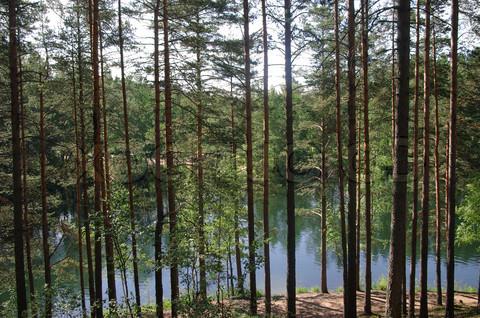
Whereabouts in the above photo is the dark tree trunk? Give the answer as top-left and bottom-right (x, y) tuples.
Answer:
(71, 57), (87, 317)
(153, 1), (164, 316)
(194, 20), (207, 300)
(361, 0), (372, 311)
(231, 84), (244, 295)
(19, 42), (35, 313)
(356, 109), (361, 292)
(432, 26), (442, 306)
(89, 0), (104, 313)
(420, 0), (431, 314)
(39, 74), (52, 318)
(445, 0), (458, 315)
(242, 0), (257, 313)
(99, 23), (117, 308)
(117, 0), (141, 310)
(8, 0), (28, 314)
(346, 0), (357, 313)
(320, 123), (328, 294)
(162, 0), (180, 315)
(385, 0), (410, 316)
(261, 0), (271, 312)
(333, 0), (348, 313)
(284, 0), (296, 316)
(408, 0), (421, 316)
(391, 6), (396, 161)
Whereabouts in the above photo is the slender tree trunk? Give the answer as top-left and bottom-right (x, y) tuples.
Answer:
(77, 3), (96, 310)
(333, 0), (349, 313)
(231, 83), (244, 295)
(356, 109), (361, 292)
(117, 0), (141, 310)
(71, 57), (87, 317)
(346, 0), (357, 313)
(162, 1), (179, 315)
(320, 123), (328, 294)
(419, 0), (431, 314)
(242, 0), (257, 313)
(284, 0), (296, 316)
(385, 0), (410, 315)
(194, 22), (207, 300)
(391, 5), (396, 161)
(89, 0), (104, 313)
(8, 0), (28, 314)
(19, 42), (35, 313)
(361, 0), (372, 311)
(39, 74), (52, 318)
(408, 2), (421, 317)
(99, 23), (117, 309)
(153, 1), (164, 316)
(445, 0), (458, 315)
(261, 0), (271, 312)
(432, 26), (442, 306)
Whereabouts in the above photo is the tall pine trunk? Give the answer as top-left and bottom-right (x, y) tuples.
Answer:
(356, 109), (361, 292)
(346, 0), (357, 313)
(284, 0), (296, 316)
(361, 0), (372, 311)
(39, 74), (52, 318)
(408, 0), (421, 316)
(445, 0), (458, 315)
(242, 0), (257, 313)
(333, 0), (348, 313)
(261, 0), (271, 312)
(8, 0), (28, 314)
(162, 0), (180, 315)
(117, 0), (141, 309)
(71, 57), (87, 317)
(419, 0), (431, 314)
(385, 0), (410, 315)
(153, 1), (164, 316)
(432, 26), (442, 306)
(320, 122), (328, 294)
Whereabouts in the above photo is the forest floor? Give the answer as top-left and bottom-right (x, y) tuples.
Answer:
(143, 290), (479, 317)
(228, 290), (480, 317)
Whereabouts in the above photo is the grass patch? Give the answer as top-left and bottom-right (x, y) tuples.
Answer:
(372, 275), (388, 291)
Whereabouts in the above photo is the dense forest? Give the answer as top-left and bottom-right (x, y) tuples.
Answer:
(1, 0), (480, 316)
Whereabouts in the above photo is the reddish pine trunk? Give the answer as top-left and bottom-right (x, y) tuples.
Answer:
(333, 0), (348, 313)
(408, 1), (421, 316)
(261, 0), (271, 312)
(9, 0), (28, 314)
(153, 1), (164, 316)
(385, 0), (410, 316)
(320, 123), (328, 294)
(445, 0), (458, 315)
(162, 0), (180, 315)
(346, 0), (357, 314)
(284, 0), (296, 316)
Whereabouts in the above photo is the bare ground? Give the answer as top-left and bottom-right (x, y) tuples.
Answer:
(229, 291), (480, 317)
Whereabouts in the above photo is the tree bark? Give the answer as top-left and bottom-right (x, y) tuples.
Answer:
(321, 123), (328, 294)
(39, 73), (52, 318)
(162, 0), (180, 315)
(8, 0), (28, 314)
(361, 0), (372, 311)
(385, 0), (410, 316)
(356, 107), (361, 292)
(408, 0), (421, 316)
(445, 0), (458, 315)
(261, 0), (271, 312)
(432, 25), (442, 306)
(71, 56), (87, 317)
(346, 0), (357, 313)
(419, 0), (431, 314)
(285, 0), (296, 316)
(99, 22), (117, 308)
(243, 0), (257, 313)
(153, 0), (164, 315)
(333, 0), (348, 314)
